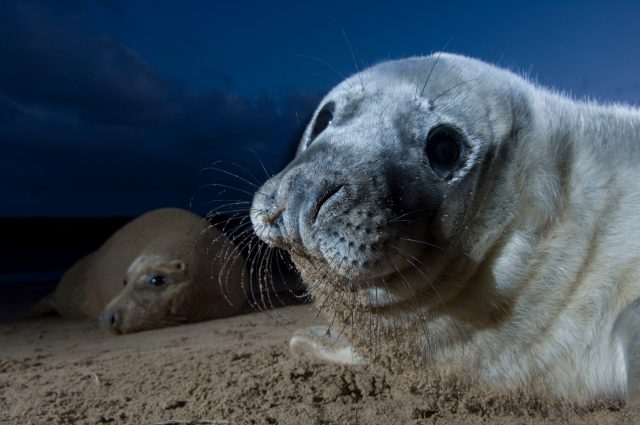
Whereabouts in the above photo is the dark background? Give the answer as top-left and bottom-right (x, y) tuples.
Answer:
(2, 0), (640, 319)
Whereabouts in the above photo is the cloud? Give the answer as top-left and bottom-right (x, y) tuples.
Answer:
(0, 0), (324, 216)
(0, 1), (174, 128)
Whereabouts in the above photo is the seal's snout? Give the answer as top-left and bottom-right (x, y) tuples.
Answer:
(99, 309), (122, 334)
(252, 168), (349, 255)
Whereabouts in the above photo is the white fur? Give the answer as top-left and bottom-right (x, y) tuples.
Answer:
(253, 53), (640, 406)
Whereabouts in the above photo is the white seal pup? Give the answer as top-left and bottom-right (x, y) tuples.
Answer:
(250, 53), (640, 409)
(32, 208), (248, 334)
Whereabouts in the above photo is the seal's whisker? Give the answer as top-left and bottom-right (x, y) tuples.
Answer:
(246, 226), (284, 313)
(321, 272), (352, 336)
(263, 247), (284, 308)
(264, 247), (290, 308)
(432, 78), (479, 104)
(272, 249), (296, 297)
(419, 51), (445, 98)
(217, 223), (262, 309)
(200, 200), (251, 211)
(388, 245), (469, 357)
(205, 209), (252, 224)
(218, 216), (251, 239)
(260, 248), (298, 332)
(366, 277), (375, 359)
(330, 16), (364, 91)
(386, 219), (417, 224)
(388, 244), (444, 305)
(216, 227), (252, 305)
(243, 147), (275, 180)
(207, 208), (251, 230)
(294, 54), (353, 89)
(387, 259), (434, 359)
(206, 207), (252, 216)
(327, 301), (352, 349)
(244, 235), (265, 311)
(200, 165), (263, 190)
(418, 20), (466, 98)
(388, 208), (434, 222)
(372, 252), (407, 337)
(195, 159), (258, 187)
(196, 183), (269, 198)
(371, 272), (390, 362)
(397, 237), (443, 251)
(349, 290), (356, 351)
(259, 244), (282, 314)
(376, 274), (397, 328)
(223, 160), (266, 186)
(206, 215), (253, 243)
(196, 163), (256, 192)
(314, 283), (340, 320)
(254, 240), (270, 311)
(203, 198), (252, 205)
(327, 244), (359, 347)
(215, 221), (253, 248)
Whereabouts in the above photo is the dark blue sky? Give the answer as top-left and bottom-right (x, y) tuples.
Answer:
(2, 0), (640, 216)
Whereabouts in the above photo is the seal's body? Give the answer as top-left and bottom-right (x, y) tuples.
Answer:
(251, 53), (640, 407)
(36, 208), (247, 333)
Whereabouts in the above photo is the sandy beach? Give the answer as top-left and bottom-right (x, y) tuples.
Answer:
(0, 305), (635, 425)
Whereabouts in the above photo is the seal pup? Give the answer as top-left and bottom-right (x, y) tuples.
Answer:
(33, 208), (248, 334)
(250, 53), (640, 408)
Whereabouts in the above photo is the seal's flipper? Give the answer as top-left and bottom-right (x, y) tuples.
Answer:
(24, 295), (55, 318)
(289, 325), (365, 365)
(614, 297), (640, 411)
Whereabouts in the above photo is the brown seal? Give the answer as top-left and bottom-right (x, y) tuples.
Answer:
(32, 208), (248, 334)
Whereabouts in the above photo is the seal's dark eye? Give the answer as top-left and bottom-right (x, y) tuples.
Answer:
(309, 102), (334, 144)
(148, 275), (167, 287)
(123, 278), (128, 287)
(425, 126), (464, 178)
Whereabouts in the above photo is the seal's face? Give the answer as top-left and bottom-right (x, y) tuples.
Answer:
(99, 255), (191, 334)
(251, 55), (518, 310)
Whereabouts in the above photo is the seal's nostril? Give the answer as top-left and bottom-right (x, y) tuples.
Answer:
(99, 310), (120, 332)
(263, 204), (286, 225)
(313, 184), (345, 223)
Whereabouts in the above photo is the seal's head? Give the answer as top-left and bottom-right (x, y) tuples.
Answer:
(251, 53), (537, 337)
(99, 254), (191, 334)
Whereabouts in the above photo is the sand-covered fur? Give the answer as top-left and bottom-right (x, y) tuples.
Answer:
(251, 53), (640, 409)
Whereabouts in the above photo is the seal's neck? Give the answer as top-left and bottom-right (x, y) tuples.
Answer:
(465, 92), (640, 310)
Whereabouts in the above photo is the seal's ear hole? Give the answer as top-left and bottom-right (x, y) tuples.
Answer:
(167, 260), (186, 272)
(425, 125), (464, 178)
(308, 101), (335, 145)
(123, 278), (128, 287)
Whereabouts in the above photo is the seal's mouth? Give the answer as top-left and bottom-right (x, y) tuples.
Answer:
(290, 243), (418, 291)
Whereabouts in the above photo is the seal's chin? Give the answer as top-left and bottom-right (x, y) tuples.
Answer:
(290, 245), (419, 294)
